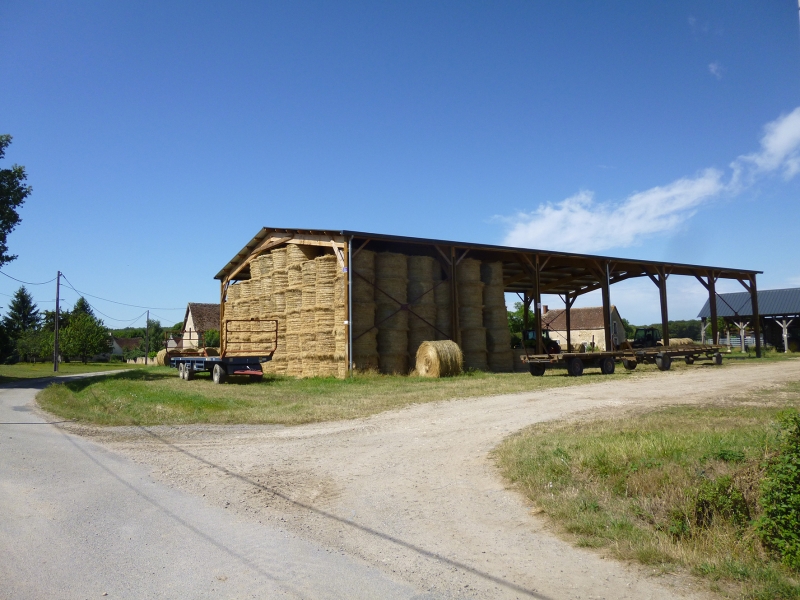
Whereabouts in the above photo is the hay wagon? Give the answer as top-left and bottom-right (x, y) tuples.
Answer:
(170, 318), (278, 383)
(522, 344), (725, 377)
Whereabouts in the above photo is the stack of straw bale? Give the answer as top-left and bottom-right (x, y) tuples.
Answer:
(333, 266), (347, 378)
(481, 261), (513, 372)
(375, 252), (409, 374)
(456, 258), (487, 371)
(269, 247), (289, 375)
(299, 259), (318, 377)
(407, 255), (437, 363)
(351, 249), (379, 372)
(315, 254), (339, 377)
(432, 263), (452, 340)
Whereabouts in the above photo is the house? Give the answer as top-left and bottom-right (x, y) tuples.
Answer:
(181, 303), (220, 348)
(110, 336), (142, 356)
(540, 305), (627, 351)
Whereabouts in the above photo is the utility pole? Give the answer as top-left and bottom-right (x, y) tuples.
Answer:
(145, 309), (149, 365)
(53, 271), (60, 372)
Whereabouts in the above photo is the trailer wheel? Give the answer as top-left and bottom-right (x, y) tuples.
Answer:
(713, 352), (723, 366)
(529, 363), (545, 377)
(212, 364), (227, 384)
(567, 357), (584, 377)
(185, 367), (195, 381)
(600, 356), (615, 375)
(656, 353), (672, 371)
(684, 356), (694, 365)
(178, 363), (186, 379)
(622, 359), (637, 371)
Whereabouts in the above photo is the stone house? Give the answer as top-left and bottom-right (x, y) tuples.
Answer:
(181, 303), (220, 348)
(540, 305), (626, 351)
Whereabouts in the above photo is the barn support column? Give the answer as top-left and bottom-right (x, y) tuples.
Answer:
(344, 237), (352, 376)
(450, 247), (461, 346)
(600, 263), (612, 351)
(657, 268), (670, 347)
(564, 292), (576, 352)
(777, 319), (794, 353)
(709, 272), (719, 345)
(739, 275), (762, 357)
(219, 280), (226, 356)
(533, 256), (543, 355)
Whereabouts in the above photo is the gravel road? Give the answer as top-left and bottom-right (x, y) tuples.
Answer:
(0, 378), (428, 600)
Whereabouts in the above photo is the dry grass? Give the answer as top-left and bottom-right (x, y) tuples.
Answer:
(494, 383), (800, 599)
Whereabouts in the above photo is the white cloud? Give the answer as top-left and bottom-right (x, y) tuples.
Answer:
(501, 106), (800, 252)
(503, 169), (723, 252)
(708, 62), (723, 79)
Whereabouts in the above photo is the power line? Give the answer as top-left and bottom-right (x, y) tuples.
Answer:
(59, 274), (185, 311)
(0, 271), (57, 286)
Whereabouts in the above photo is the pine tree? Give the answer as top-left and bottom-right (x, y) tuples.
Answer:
(2, 286), (40, 340)
(0, 135), (31, 268)
(72, 297), (94, 318)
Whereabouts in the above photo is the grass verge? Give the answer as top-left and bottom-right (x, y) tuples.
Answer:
(0, 361), (136, 384)
(494, 383), (800, 599)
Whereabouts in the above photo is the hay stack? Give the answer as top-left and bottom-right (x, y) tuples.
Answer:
(288, 263), (303, 287)
(481, 261), (513, 372)
(351, 250), (378, 372)
(352, 249), (376, 302)
(668, 338), (695, 347)
(376, 252), (409, 374)
(314, 256), (338, 377)
(333, 268), (347, 378)
(460, 327), (488, 370)
(407, 255), (436, 361)
(286, 243), (320, 266)
(415, 340), (463, 377)
(156, 348), (169, 366)
(227, 284), (241, 302)
(271, 247), (288, 270)
(457, 259), (486, 371)
(432, 263), (452, 340)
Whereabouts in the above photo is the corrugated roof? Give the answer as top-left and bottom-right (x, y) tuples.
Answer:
(697, 288), (800, 319)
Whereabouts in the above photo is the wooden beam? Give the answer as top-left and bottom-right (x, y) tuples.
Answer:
(226, 235), (293, 283)
(600, 262), (612, 350)
(503, 272), (529, 288)
(352, 238), (371, 258)
(658, 267), (670, 346)
(450, 246), (460, 345)
(748, 274), (762, 358)
(330, 239), (345, 268)
(534, 256), (543, 354)
(343, 239), (351, 375)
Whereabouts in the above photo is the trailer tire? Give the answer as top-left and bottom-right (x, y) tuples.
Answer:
(178, 363), (186, 379)
(684, 356), (694, 365)
(212, 364), (227, 384)
(529, 363), (545, 377)
(567, 357), (584, 377)
(185, 366), (194, 381)
(622, 359), (637, 371)
(656, 353), (672, 371)
(713, 352), (723, 366)
(600, 356), (615, 375)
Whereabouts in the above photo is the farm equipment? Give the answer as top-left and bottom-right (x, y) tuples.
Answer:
(630, 327), (662, 348)
(521, 328), (562, 355)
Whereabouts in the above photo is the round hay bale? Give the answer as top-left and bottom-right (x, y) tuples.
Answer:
(483, 284), (506, 309)
(408, 280), (436, 305)
(456, 258), (481, 283)
(668, 337), (695, 347)
(488, 350), (514, 372)
(375, 277), (407, 305)
(315, 254), (338, 280)
(461, 327), (487, 352)
(376, 252), (407, 279)
(376, 304), (409, 330)
(415, 340), (463, 377)
(407, 255), (435, 281)
(156, 349), (169, 366)
(287, 243), (320, 266)
(459, 305), (483, 329)
(353, 329), (378, 356)
(486, 327), (512, 353)
(483, 306), (508, 329)
(353, 277), (375, 303)
(271, 247), (288, 270)
(480, 261), (504, 286)
(353, 249), (375, 273)
(287, 264), (302, 287)
(408, 304), (437, 328)
(408, 327), (436, 360)
(434, 280), (451, 306)
(457, 282), (484, 307)
(379, 353), (408, 375)
(352, 302), (376, 336)
(377, 328), (408, 356)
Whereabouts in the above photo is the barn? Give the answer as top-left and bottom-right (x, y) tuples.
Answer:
(541, 305), (626, 352)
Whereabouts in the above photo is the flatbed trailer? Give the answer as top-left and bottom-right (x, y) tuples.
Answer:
(169, 318), (278, 384)
(521, 344), (725, 377)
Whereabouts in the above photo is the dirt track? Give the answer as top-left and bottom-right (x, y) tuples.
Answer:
(72, 361), (800, 599)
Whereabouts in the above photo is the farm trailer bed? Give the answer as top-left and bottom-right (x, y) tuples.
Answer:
(521, 345), (725, 377)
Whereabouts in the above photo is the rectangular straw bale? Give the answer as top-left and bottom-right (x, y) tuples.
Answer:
(273, 291), (286, 313)
(285, 287), (303, 312)
(315, 308), (335, 331)
(271, 269), (288, 290)
(317, 359), (338, 378)
(301, 259), (317, 288)
(334, 271), (345, 306)
(286, 243), (320, 266)
(302, 286), (316, 308)
(287, 264), (302, 287)
(250, 259), (262, 280)
(300, 308), (317, 334)
(227, 284), (241, 301)
(315, 254), (338, 281)
(316, 332), (335, 354)
(286, 311), (301, 333)
(271, 247), (288, 271)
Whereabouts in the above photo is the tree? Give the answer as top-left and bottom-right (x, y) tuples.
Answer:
(61, 313), (110, 363)
(42, 307), (72, 333)
(0, 135), (31, 268)
(204, 329), (220, 347)
(2, 286), (40, 341)
(16, 329), (52, 363)
(621, 318), (636, 340)
(72, 297), (94, 318)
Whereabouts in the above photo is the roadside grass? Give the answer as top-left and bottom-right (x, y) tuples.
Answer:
(0, 361), (136, 384)
(494, 383), (800, 599)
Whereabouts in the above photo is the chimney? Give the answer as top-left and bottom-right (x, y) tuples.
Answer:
(542, 305), (549, 314)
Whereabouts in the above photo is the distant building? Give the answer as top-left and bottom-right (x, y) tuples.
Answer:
(541, 305), (626, 351)
(181, 303), (220, 348)
(110, 336), (142, 356)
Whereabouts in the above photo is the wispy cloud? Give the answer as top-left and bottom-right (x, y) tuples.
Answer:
(500, 107), (800, 252)
(708, 62), (723, 79)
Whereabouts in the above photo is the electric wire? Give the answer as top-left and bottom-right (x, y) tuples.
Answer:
(59, 273), (184, 311)
(0, 271), (57, 286)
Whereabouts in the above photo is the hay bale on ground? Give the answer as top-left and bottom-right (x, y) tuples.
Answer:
(415, 341), (463, 377)
(156, 349), (169, 366)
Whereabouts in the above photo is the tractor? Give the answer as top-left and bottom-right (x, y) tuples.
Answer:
(630, 327), (662, 349)
(522, 328), (562, 354)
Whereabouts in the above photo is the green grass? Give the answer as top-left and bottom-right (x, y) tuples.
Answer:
(494, 383), (800, 599)
(0, 361), (137, 384)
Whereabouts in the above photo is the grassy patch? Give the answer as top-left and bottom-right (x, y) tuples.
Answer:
(0, 361), (137, 384)
(494, 383), (800, 599)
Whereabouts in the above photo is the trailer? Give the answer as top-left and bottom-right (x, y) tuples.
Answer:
(169, 318), (278, 384)
(521, 344), (725, 377)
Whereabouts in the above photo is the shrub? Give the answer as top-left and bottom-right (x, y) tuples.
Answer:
(758, 410), (800, 571)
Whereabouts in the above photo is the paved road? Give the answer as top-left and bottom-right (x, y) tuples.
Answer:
(0, 378), (429, 600)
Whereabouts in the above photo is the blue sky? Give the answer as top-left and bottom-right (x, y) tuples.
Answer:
(1, 1), (799, 327)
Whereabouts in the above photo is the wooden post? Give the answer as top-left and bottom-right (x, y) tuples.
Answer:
(523, 291), (530, 332)
(600, 263), (612, 351)
(708, 272), (718, 345)
(450, 246), (460, 346)
(778, 319), (794, 353)
(343, 238), (351, 376)
(658, 268), (670, 346)
(750, 274), (761, 358)
(565, 292), (573, 352)
(219, 280), (226, 356)
(534, 256), (543, 355)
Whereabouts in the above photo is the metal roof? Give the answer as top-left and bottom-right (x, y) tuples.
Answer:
(697, 288), (800, 319)
(215, 227), (762, 298)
